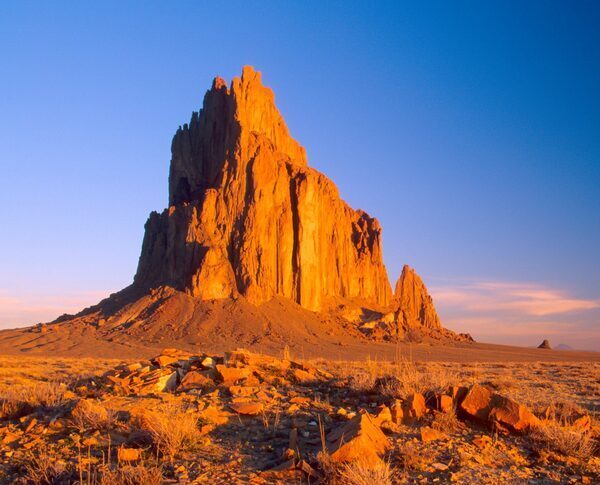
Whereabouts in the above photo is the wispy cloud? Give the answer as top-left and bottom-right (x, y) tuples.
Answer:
(429, 280), (600, 350)
(0, 288), (110, 329)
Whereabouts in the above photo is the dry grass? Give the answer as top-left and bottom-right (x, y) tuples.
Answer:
(375, 359), (459, 399)
(530, 421), (596, 460)
(0, 381), (68, 419)
(0, 355), (121, 387)
(316, 450), (339, 481)
(21, 451), (68, 484)
(99, 464), (163, 485)
(71, 399), (115, 432)
(431, 409), (462, 434)
(343, 356), (459, 398)
(339, 459), (396, 485)
(135, 402), (200, 460)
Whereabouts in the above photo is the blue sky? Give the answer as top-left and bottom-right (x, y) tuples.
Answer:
(1, 1), (599, 349)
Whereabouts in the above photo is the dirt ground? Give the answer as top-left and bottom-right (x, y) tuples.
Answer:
(0, 349), (598, 484)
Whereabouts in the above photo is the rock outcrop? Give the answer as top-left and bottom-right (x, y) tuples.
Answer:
(537, 339), (551, 349)
(0, 66), (469, 355)
(393, 265), (442, 331)
(135, 66), (391, 312)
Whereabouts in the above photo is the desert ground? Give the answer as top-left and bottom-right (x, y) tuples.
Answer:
(0, 346), (598, 484)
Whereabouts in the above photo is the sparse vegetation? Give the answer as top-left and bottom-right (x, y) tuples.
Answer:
(0, 353), (598, 483)
(339, 459), (396, 485)
(135, 402), (200, 460)
(99, 464), (163, 485)
(531, 420), (597, 460)
(431, 409), (461, 434)
(21, 451), (68, 485)
(71, 399), (115, 432)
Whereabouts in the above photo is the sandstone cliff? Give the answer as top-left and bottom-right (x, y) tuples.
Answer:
(134, 66), (391, 312)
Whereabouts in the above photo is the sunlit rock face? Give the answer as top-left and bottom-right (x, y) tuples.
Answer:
(393, 265), (442, 330)
(135, 66), (392, 311)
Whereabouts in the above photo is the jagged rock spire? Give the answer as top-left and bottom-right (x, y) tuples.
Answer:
(136, 66), (392, 311)
(394, 265), (442, 330)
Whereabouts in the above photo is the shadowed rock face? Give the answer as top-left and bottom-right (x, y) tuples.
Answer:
(135, 66), (392, 311)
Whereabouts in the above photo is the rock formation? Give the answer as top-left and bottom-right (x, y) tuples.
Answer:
(537, 339), (551, 349)
(393, 265), (442, 331)
(0, 66), (469, 356)
(135, 66), (391, 312)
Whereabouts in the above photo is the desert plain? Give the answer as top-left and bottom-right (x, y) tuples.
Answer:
(0, 342), (598, 484)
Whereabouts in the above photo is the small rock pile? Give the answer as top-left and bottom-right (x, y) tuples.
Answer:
(102, 347), (332, 399)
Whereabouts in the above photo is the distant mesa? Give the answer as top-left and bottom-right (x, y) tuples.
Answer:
(537, 339), (552, 349)
(0, 66), (471, 356)
(555, 343), (573, 350)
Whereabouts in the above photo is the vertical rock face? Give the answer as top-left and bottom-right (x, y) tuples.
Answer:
(393, 265), (442, 330)
(135, 66), (392, 311)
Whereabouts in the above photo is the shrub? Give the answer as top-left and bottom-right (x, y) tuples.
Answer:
(431, 409), (461, 434)
(71, 399), (115, 432)
(99, 464), (163, 485)
(338, 459), (396, 485)
(135, 402), (199, 460)
(22, 452), (68, 484)
(530, 421), (596, 460)
(376, 359), (457, 399)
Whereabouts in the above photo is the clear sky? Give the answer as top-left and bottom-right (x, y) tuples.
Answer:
(1, 1), (599, 349)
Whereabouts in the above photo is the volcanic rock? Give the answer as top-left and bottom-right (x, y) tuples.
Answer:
(135, 65), (391, 311)
(393, 265), (442, 331)
(0, 66), (469, 356)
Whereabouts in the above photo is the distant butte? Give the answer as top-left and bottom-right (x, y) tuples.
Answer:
(0, 66), (472, 357)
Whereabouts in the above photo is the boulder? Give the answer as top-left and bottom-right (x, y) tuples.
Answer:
(459, 384), (540, 433)
(403, 392), (427, 422)
(537, 340), (551, 349)
(230, 401), (264, 415)
(390, 400), (405, 424)
(154, 372), (178, 392)
(437, 394), (454, 413)
(117, 447), (142, 462)
(178, 370), (215, 392)
(373, 405), (392, 426)
(326, 412), (390, 466)
(216, 365), (251, 385)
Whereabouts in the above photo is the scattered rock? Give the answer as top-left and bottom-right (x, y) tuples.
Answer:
(229, 402), (264, 415)
(420, 426), (447, 442)
(459, 384), (540, 433)
(216, 365), (251, 385)
(326, 412), (390, 466)
(178, 371), (215, 392)
(403, 392), (427, 422)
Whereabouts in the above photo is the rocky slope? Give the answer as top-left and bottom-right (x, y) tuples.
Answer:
(0, 66), (471, 355)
